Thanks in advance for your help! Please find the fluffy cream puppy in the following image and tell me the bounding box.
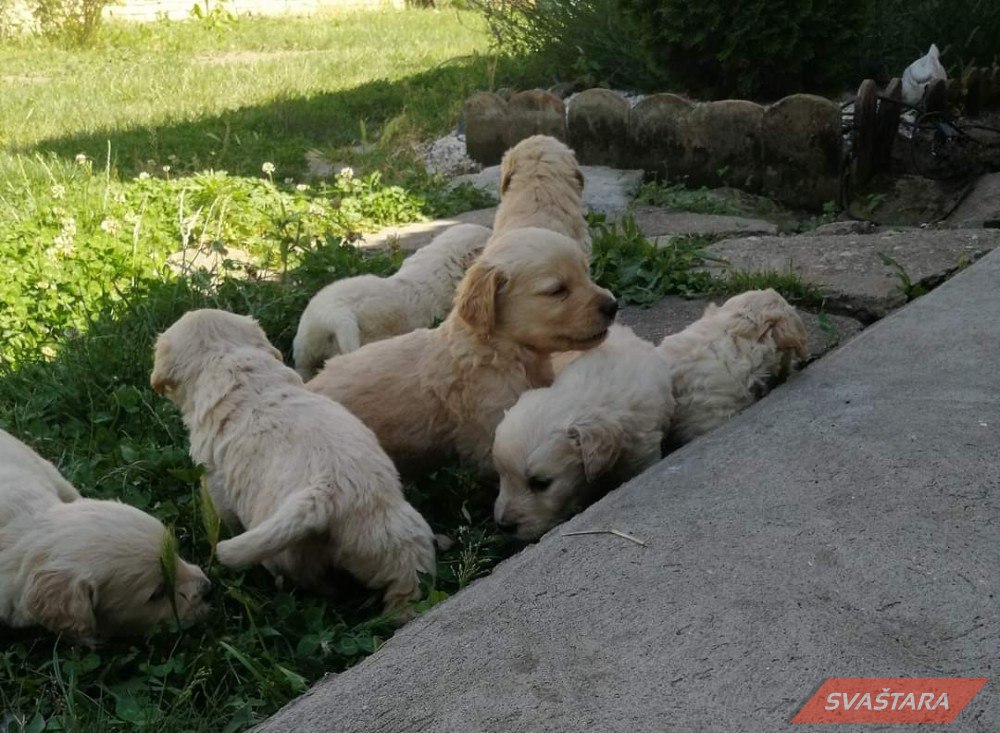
[658,289,808,447]
[293,223,492,379]
[151,309,435,614]
[492,135,591,255]
[492,325,674,540]
[308,227,618,473]
[0,429,211,647]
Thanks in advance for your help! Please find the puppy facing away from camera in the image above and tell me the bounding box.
[492,135,591,256]
[658,289,808,448]
[0,429,211,647]
[151,309,435,614]
[308,227,618,473]
[293,223,492,379]
[492,325,674,541]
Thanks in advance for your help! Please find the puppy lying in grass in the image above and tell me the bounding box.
[0,429,211,647]
[659,289,808,447]
[293,223,492,379]
[492,325,674,540]
[493,135,591,256]
[152,309,436,615]
[308,227,618,473]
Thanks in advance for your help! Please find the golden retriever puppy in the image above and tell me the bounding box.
[658,289,808,447]
[0,429,211,647]
[293,223,492,379]
[151,309,435,614]
[492,325,674,540]
[308,227,618,473]
[492,135,591,256]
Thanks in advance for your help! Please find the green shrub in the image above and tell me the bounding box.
[28,0,119,43]
[476,0,870,98]
[858,0,1000,80]
[475,0,998,98]
[475,0,663,89]
[637,0,869,98]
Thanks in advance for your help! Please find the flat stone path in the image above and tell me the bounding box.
[452,165,644,216]
[706,228,1000,321]
[628,206,778,240]
[357,208,496,252]
[256,247,1000,733]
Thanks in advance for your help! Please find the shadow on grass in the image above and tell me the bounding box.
[0,243,517,731]
[22,54,546,178]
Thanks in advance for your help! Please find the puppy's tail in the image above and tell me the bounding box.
[216,487,332,568]
[326,307,361,355]
[293,307,361,379]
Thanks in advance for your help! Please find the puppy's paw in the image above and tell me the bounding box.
[214,539,249,569]
[433,533,455,552]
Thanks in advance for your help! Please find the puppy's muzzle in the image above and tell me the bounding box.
[495,517,518,534]
[599,298,619,320]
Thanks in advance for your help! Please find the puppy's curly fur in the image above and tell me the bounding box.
[492,325,674,540]
[152,309,435,614]
[658,289,808,447]
[307,228,617,473]
[0,429,210,647]
[293,223,492,379]
[493,136,591,256]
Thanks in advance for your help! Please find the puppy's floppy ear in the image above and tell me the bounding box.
[568,416,625,483]
[455,261,507,338]
[767,309,809,359]
[150,335,175,395]
[25,570,99,647]
[499,148,515,197]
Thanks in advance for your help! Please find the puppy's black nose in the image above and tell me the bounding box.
[600,298,619,319]
[495,518,518,533]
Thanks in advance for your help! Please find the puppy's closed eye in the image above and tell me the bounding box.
[527,476,553,492]
[147,582,168,603]
[544,283,569,298]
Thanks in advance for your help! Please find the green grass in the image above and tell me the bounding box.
[0,9,530,731]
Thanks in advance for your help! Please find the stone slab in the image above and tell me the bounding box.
[452,165,644,216]
[357,208,496,252]
[626,207,778,240]
[705,229,1000,321]
[257,248,1000,733]
[618,295,864,361]
[948,173,1000,228]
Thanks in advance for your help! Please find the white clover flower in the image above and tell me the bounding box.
[138,172,151,180]
[284,177,294,184]
[296,183,309,192]
[262,162,276,175]
[338,166,354,179]
[75,153,88,165]
[308,204,324,216]
[100,217,119,235]
[162,165,171,174]
[50,184,66,200]
[60,217,77,236]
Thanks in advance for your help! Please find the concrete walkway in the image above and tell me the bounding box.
[258,253,1000,732]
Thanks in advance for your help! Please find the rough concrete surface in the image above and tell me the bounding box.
[618,295,864,361]
[257,250,1000,733]
[357,208,496,251]
[626,208,778,240]
[452,165,644,216]
[949,173,1000,228]
[706,228,1000,321]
